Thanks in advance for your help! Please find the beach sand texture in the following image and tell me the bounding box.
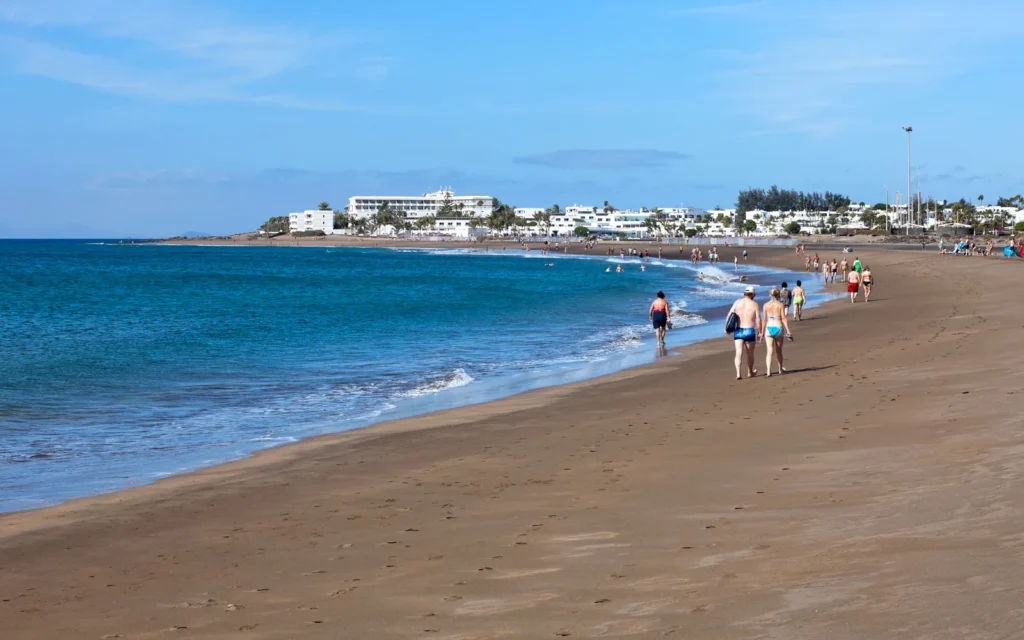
[3,247,1023,639]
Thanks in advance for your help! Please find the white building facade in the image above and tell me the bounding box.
[345,189,493,221]
[289,210,334,233]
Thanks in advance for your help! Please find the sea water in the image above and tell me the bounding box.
[0,241,819,511]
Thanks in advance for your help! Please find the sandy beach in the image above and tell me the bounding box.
[4,245,1024,639]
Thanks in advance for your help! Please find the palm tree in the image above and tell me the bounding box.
[978,194,984,206]
[318,201,331,211]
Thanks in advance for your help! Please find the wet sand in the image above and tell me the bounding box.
[4,246,1024,639]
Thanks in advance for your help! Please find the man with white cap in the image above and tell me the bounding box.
[726,285,761,380]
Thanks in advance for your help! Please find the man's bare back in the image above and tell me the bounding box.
[732,297,759,329]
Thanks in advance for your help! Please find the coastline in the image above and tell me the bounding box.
[6,246,1024,638]
[1,244,819,513]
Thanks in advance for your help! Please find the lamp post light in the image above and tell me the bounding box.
[903,126,913,229]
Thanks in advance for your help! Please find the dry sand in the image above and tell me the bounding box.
[3,246,1024,639]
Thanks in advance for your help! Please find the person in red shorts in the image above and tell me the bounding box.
[847,268,861,303]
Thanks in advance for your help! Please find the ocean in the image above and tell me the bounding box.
[0,241,818,511]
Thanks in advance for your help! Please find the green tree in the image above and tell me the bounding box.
[318,201,331,211]
[1015,221,1024,233]
[260,216,290,233]
[437,192,456,217]
[872,202,887,211]
[684,228,698,238]
[783,221,801,235]
[861,211,877,229]
[733,209,747,233]
[573,226,589,237]
[602,200,615,214]
[978,194,984,206]
[743,219,757,234]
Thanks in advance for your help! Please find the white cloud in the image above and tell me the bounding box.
[0,0,379,108]
[702,0,1024,133]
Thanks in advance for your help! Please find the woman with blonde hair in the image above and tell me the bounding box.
[760,287,793,377]
[861,265,873,302]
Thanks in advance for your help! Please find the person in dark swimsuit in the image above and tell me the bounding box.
[649,291,670,345]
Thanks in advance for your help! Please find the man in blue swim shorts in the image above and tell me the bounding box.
[726,285,761,380]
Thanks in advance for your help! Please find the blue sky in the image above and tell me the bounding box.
[2,0,1023,237]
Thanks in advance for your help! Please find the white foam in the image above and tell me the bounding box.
[400,368,475,398]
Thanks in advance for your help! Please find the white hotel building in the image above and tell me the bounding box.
[341,189,494,238]
[288,210,334,233]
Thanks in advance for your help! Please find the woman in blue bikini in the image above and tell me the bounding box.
[760,287,793,377]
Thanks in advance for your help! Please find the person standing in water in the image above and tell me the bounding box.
[792,280,806,321]
[760,287,793,377]
[861,265,873,302]
[726,286,761,380]
[649,291,670,346]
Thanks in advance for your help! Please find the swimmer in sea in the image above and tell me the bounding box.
[640,264,646,272]
[727,286,760,380]
[616,265,623,273]
[698,271,705,281]
[649,290,670,345]
[606,266,611,273]
[792,280,806,321]
[760,287,793,377]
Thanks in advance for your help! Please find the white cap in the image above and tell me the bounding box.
[744,285,755,294]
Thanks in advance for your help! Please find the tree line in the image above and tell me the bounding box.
[737,186,851,213]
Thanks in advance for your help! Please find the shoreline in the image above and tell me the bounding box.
[7,246,1024,638]
[2,246,817,515]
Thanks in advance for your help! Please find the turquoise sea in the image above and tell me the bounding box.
[0,241,819,511]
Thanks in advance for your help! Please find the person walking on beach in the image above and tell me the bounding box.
[760,288,793,377]
[726,286,761,380]
[779,282,792,316]
[853,256,862,274]
[847,267,861,303]
[649,291,670,346]
[839,258,848,282]
[861,266,873,302]
[792,280,806,321]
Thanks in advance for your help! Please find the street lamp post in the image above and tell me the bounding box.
[903,126,913,230]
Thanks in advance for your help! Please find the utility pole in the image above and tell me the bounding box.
[917,167,922,226]
[885,185,890,233]
[903,126,913,232]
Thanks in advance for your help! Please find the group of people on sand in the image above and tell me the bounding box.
[800,249,873,303]
[724,281,804,380]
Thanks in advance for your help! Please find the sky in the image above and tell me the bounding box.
[2,0,1024,237]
